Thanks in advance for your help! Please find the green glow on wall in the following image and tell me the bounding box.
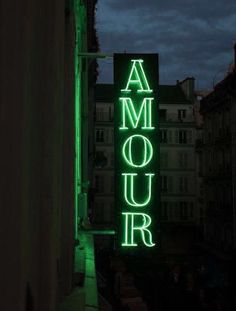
[119,97,155,130]
[122,213,155,247]
[122,173,154,207]
[114,54,159,250]
[122,134,153,168]
[74,0,86,239]
[121,59,153,93]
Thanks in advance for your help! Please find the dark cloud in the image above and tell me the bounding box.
[96,0,236,89]
[107,0,235,21]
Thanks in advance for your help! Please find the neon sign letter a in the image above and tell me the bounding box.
[121,59,153,93]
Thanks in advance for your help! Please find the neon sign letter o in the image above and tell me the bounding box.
[122,134,153,167]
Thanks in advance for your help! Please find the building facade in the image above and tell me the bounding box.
[158,78,198,255]
[200,45,236,258]
[93,85,115,227]
[0,1,99,310]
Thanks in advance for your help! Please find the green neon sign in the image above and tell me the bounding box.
[122,173,154,207]
[122,134,153,167]
[114,54,159,250]
[122,213,155,247]
[119,97,155,130]
[121,59,153,93]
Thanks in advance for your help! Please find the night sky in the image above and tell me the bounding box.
[96,0,236,90]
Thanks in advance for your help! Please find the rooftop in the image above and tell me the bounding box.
[95,83,190,104]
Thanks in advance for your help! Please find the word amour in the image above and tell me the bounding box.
[119,59,156,247]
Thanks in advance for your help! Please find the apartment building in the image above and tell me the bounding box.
[158,78,198,254]
[200,45,236,258]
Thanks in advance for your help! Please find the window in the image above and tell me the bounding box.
[179,177,188,193]
[168,130,173,143]
[110,152,114,167]
[95,151,108,168]
[159,109,167,121]
[178,109,186,120]
[109,106,114,121]
[161,176,168,193]
[160,152,168,169]
[96,129,105,142]
[110,129,114,143]
[174,202,179,219]
[161,201,168,220]
[161,176,172,193]
[168,202,173,220]
[189,202,194,219]
[178,151,188,168]
[168,176,173,192]
[94,175,104,193]
[96,108,105,121]
[180,202,188,220]
[178,130,187,144]
[160,129,167,143]
[110,175,114,193]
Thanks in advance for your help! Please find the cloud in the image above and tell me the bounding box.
[96,0,236,89]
